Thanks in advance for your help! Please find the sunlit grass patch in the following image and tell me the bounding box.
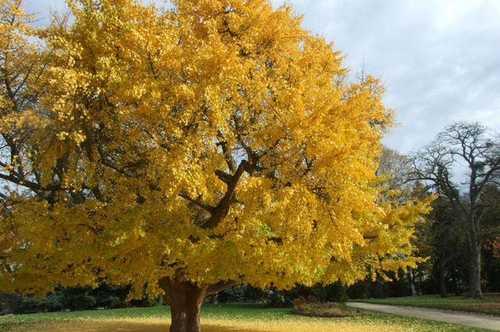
[7,319,250,332]
[1,304,488,332]
[3,318,438,332]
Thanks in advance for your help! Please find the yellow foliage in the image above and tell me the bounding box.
[0,0,430,297]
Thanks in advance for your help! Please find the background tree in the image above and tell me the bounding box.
[0,1,430,331]
[479,184,500,292]
[409,122,500,298]
[426,197,468,297]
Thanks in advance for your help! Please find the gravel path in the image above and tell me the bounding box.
[347,302,500,331]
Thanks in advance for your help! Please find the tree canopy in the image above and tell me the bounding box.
[0,0,429,305]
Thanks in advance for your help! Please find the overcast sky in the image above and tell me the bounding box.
[25,0,500,154]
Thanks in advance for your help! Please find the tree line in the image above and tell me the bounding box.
[377,122,499,298]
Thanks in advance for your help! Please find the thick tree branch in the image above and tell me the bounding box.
[216,131,236,173]
[179,192,215,214]
[202,160,254,229]
[206,280,239,295]
[215,170,233,185]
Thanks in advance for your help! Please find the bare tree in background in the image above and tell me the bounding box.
[409,122,500,298]
[379,148,412,190]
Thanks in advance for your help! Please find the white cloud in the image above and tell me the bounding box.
[24,0,500,153]
[271,0,500,152]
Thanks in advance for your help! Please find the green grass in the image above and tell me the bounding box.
[358,294,500,316]
[0,304,490,332]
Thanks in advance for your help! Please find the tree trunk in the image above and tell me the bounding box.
[438,258,447,297]
[160,277,207,332]
[469,238,482,298]
[408,268,417,296]
[439,268,447,297]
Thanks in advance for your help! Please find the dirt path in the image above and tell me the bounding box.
[347,302,500,331]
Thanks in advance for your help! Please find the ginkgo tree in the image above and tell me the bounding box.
[0,0,431,331]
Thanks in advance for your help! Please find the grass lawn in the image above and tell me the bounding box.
[357,294,500,316]
[0,304,490,332]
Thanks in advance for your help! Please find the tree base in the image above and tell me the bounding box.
[161,277,207,332]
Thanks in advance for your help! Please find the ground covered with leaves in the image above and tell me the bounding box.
[0,304,489,332]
